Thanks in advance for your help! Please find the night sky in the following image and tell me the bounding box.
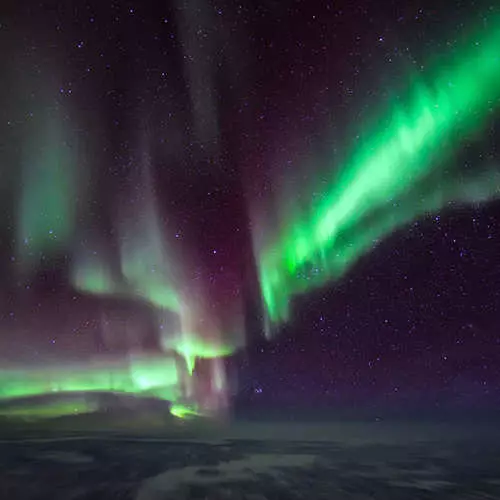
[1,0,500,418]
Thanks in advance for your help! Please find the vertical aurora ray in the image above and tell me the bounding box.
[115,152,240,391]
[118,203,181,314]
[17,110,79,270]
[69,148,237,417]
[70,152,181,313]
[254,17,500,327]
[116,152,182,314]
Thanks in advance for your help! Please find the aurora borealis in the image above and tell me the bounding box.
[252,14,500,327]
[17,107,81,272]
[1,0,500,422]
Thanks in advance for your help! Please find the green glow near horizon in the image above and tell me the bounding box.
[0,397,99,419]
[170,403,202,419]
[17,113,78,269]
[0,353,232,420]
[0,356,180,402]
[0,350,234,420]
[0,355,194,419]
[117,163,182,313]
[255,16,500,327]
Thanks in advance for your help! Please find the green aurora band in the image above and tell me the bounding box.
[254,16,500,328]
[70,160,237,368]
[17,110,79,269]
[160,331,235,375]
[0,398,100,420]
[0,352,236,420]
[116,169,182,313]
[12,16,500,420]
[0,355,180,401]
[66,160,237,417]
[0,355,206,419]
[71,171,181,313]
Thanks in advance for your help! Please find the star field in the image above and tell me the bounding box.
[0,0,500,418]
